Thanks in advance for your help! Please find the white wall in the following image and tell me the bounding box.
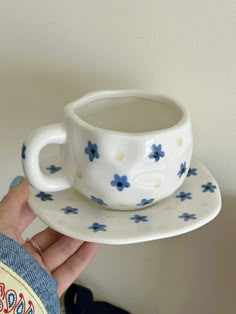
[0,1,235,313]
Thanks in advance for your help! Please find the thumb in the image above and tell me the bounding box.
[0,176,36,233]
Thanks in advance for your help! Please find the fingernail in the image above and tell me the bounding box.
[9,176,23,189]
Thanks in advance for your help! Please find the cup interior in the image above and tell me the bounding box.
[74,95,183,133]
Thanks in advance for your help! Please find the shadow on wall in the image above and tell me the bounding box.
[151,194,236,314]
[0,68,149,113]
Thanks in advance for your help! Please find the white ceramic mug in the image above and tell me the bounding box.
[22,90,193,210]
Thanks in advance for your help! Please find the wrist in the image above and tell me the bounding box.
[0,225,22,243]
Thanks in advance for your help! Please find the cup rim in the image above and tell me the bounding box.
[64,89,190,136]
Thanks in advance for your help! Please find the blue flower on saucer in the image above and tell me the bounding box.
[46,165,62,174]
[84,141,99,162]
[137,198,154,206]
[36,192,53,201]
[177,161,187,178]
[111,174,130,191]
[187,167,197,177]
[91,196,107,206]
[178,213,197,221]
[21,144,26,160]
[176,192,192,201]
[61,206,79,214]
[130,215,149,223]
[201,182,217,193]
[89,223,107,232]
[149,144,165,162]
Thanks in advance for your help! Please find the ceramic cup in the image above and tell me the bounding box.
[22,90,193,210]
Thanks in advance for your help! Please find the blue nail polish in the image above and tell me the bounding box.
[9,176,23,189]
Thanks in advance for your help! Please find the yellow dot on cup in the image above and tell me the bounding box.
[115,151,125,161]
[201,201,208,207]
[153,179,161,188]
[177,137,183,147]
[76,169,82,178]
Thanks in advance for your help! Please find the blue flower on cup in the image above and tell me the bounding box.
[84,141,99,162]
[177,161,187,178]
[61,206,79,214]
[179,213,197,221]
[201,182,217,193]
[149,144,165,162]
[89,222,107,232]
[187,167,197,177]
[36,192,53,201]
[111,174,130,191]
[130,215,149,223]
[46,165,62,174]
[21,144,26,160]
[91,196,107,206]
[137,198,154,206]
[176,192,192,201]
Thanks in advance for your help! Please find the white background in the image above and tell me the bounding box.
[0,1,235,313]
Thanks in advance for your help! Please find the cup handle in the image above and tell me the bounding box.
[22,123,71,192]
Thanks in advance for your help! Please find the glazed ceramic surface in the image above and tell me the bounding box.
[22,90,193,210]
[28,158,221,244]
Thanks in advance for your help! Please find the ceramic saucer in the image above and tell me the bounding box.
[28,159,221,245]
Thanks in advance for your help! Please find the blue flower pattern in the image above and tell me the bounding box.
[111,174,130,191]
[187,168,197,177]
[201,182,217,193]
[91,196,107,206]
[89,223,107,232]
[149,144,165,162]
[176,192,192,201]
[21,144,26,160]
[130,215,149,223]
[36,192,53,201]
[179,213,197,221]
[61,206,79,214]
[46,165,62,174]
[137,198,154,206]
[177,162,187,178]
[84,141,99,162]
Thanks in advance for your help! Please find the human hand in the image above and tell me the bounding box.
[0,176,99,297]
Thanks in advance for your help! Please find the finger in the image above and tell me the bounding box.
[53,242,99,297]
[41,236,85,272]
[0,177,36,233]
[30,227,63,251]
